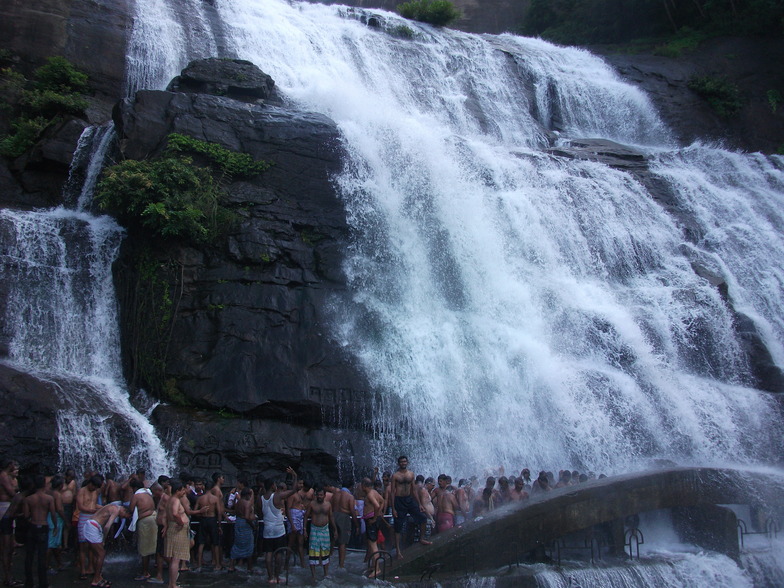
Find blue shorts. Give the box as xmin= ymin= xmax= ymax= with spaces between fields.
xmin=393 ymin=496 xmax=426 ymax=533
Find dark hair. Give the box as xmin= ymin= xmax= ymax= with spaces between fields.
xmin=397 ymin=455 xmax=408 ymax=463
xmin=212 ymin=472 xmax=223 ymax=484
xmin=50 ymin=475 xmax=64 ymax=491
xmin=240 ymin=487 xmax=252 ymax=498
xmin=89 ymin=474 xmax=104 ymax=488
xmin=157 ymin=475 xmax=170 ymax=486
xmin=130 ymin=478 xmax=143 ymax=491
xmin=170 ymin=479 xmax=184 ymax=493
xmin=415 ymin=474 xmax=425 ymax=483
xmin=33 ymin=474 xmax=46 ymax=490
xmin=361 ymin=477 xmax=372 ymax=488
xmin=237 ymin=475 xmax=249 ymax=487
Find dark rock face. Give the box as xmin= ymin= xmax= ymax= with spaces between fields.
xmin=0 ymin=363 xmax=61 ymax=473
xmin=595 ymin=38 xmax=784 ymax=154
xmin=0 ymin=0 xmax=131 ymax=100
xmin=153 ymin=404 xmax=370 ymax=485
xmin=113 ymin=60 xmax=370 ymax=417
xmin=167 ymin=58 xmax=283 ymax=105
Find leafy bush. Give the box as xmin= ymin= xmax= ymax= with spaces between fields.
xmin=33 ymin=56 xmax=89 ymax=94
xmin=96 ymin=134 xmax=269 ymax=244
xmin=0 ymin=56 xmax=89 ymax=158
xmin=688 ymin=75 xmax=743 ymax=118
xmin=398 ymin=0 xmax=461 ymax=26
xmin=653 ymin=28 xmax=706 ymax=58
xmin=0 ymin=117 xmax=48 ymax=158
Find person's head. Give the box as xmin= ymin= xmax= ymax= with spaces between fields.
xmin=136 ymin=468 xmax=146 ymax=481
xmin=264 ymin=478 xmax=276 ymax=493
xmin=314 ymin=487 xmax=326 ymax=502
xmin=151 ymin=482 xmax=163 ymax=500
xmin=561 ymin=471 xmax=571 ymax=482
xmin=157 ymin=475 xmax=170 ymax=487
xmin=212 ymin=472 xmax=223 ymax=486
xmin=499 ymin=476 xmax=509 ymax=488
xmin=65 ymin=468 xmax=75 ymax=481
xmin=397 ymin=456 xmax=409 ymax=469
xmin=485 ymin=476 xmax=495 ymax=489
xmin=538 ymin=472 xmax=549 ymax=488
xmin=1 ymin=460 xmax=19 ymax=475
xmin=382 ymin=471 xmax=391 ymax=485
xmin=240 ymin=487 xmax=252 ymax=499
xmin=514 ymin=478 xmax=524 ymax=490
xmin=579 ymin=474 xmax=588 ymax=483
xmin=51 ymin=475 xmax=64 ymax=491
xmin=237 ymin=475 xmax=249 ymax=489
xmin=415 ymin=474 xmax=424 ymax=485
xmin=170 ymin=479 xmax=186 ymax=496
xmin=194 ymin=478 xmax=205 ymax=492
xmin=425 ymin=477 xmax=435 ymax=491
xmin=521 ymin=468 xmax=530 ymax=480
xmin=33 ymin=474 xmax=46 ymax=490
xmin=130 ymin=477 xmax=143 ymax=491
xmin=89 ymin=474 xmax=104 ymax=489
xmin=361 ymin=477 xmax=373 ymax=490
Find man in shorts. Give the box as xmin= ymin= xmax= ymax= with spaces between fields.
xmin=390 ymin=456 xmax=430 ymax=558
xmin=260 ymin=467 xmax=298 ymax=584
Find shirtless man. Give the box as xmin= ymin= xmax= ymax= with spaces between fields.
xmin=390 ymin=456 xmax=430 ymax=558
xmin=303 ymin=487 xmax=336 ymax=581
xmin=435 ymin=486 xmax=461 ymax=534
xmin=22 ymin=475 xmax=55 ymax=588
xmin=84 ymin=503 xmax=129 ymax=588
xmin=229 ymin=488 xmax=256 ymax=573
xmin=76 ymin=475 xmax=103 ymax=579
xmin=103 ymin=474 xmax=122 ymax=506
xmin=454 ymin=480 xmax=470 ymax=524
xmin=195 ymin=485 xmax=224 ymax=571
xmin=510 ymin=477 xmax=530 ymax=502
xmin=128 ymin=478 xmax=157 ymax=580
xmin=417 ymin=477 xmax=435 ymax=538
xmin=61 ymin=469 xmax=76 ymax=551
xmin=164 ymin=481 xmax=190 ymax=588
xmin=0 ymin=459 xmax=20 ymax=587
xmin=46 ymin=476 xmax=66 ymax=572
xmin=361 ymin=478 xmax=384 ymax=578
xmin=150 ymin=478 xmax=171 ymax=584
xmin=286 ymin=479 xmax=310 ymax=567
xmin=327 ymin=482 xmax=358 ymax=568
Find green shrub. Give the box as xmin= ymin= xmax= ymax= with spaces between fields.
xmin=653 ymin=28 xmax=706 ymax=58
xmin=166 ymin=133 xmax=269 ymax=178
xmin=688 ymin=75 xmax=742 ymax=118
xmin=96 ymin=134 xmax=269 ymax=244
xmin=33 ymin=56 xmax=89 ymax=94
xmin=0 ymin=56 xmax=89 ymax=159
xmin=398 ymin=0 xmax=461 ymax=26
xmin=0 ymin=117 xmax=48 ymax=158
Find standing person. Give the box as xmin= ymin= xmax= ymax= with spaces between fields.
xmin=327 ymin=483 xmax=357 ymax=569
xmin=228 ymin=488 xmax=256 ymax=573
xmin=75 ymin=475 xmax=103 ymax=581
xmin=285 ymin=479 xmax=310 ymax=567
xmin=1 ymin=459 xmax=20 ymax=587
xmin=390 ymin=456 xmax=430 ymax=559
xmin=22 ymin=475 xmax=55 ymax=588
xmin=510 ymin=478 xmax=530 ymax=502
xmin=148 ymin=477 xmax=171 ymax=585
xmin=163 ymin=480 xmax=190 ymax=588
xmin=128 ymin=478 xmax=157 ymax=581
xmin=361 ymin=479 xmax=383 ymax=579
xmin=83 ymin=503 xmax=128 ymax=588
xmin=46 ymin=476 xmax=66 ymax=573
xmin=194 ymin=486 xmax=224 ymax=572
xmin=435 ymin=486 xmax=460 ymax=533
xmin=303 ymin=487 xmax=336 ymax=581
xmin=60 ymin=469 xmax=76 ymax=553
xmin=260 ymin=467 xmax=298 ymax=585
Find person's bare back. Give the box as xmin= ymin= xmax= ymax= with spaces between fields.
xmin=23 ymin=489 xmax=54 ymax=526
xmin=195 ymin=491 xmax=221 ymax=518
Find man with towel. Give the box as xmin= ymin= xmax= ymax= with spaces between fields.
xmin=127 ymin=478 xmax=156 ymax=581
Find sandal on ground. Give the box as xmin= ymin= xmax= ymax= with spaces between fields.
xmin=134 ymin=575 xmax=151 ymax=581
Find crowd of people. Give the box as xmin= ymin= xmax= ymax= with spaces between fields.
xmin=0 ymin=456 xmax=605 ymax=587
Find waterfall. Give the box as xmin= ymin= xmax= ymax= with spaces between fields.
xmin=127 ymin=0 xmax=783 ymax=513
xmin=0 ymin=127 xmax=173 ymax=476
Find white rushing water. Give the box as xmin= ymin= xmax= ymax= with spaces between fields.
xmin=124 ymin=0 xmax=784 ymax=479
xmin=0 ymin=127 xmax=173 ymax=475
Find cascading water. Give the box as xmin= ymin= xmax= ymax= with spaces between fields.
xmin=0 ymin=126 xmax=172 ymax=475
xmin=124 ymin=0 xmax=784 ymax=583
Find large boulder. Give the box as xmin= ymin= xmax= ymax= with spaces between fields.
xmin=112 ymin=59 xmax=370 ymax=418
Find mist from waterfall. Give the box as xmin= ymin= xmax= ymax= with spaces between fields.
xmin=0 ymin=126 xmax=173 ymax=475
xmin=125 ymin=0 xmax=784 ymax=479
